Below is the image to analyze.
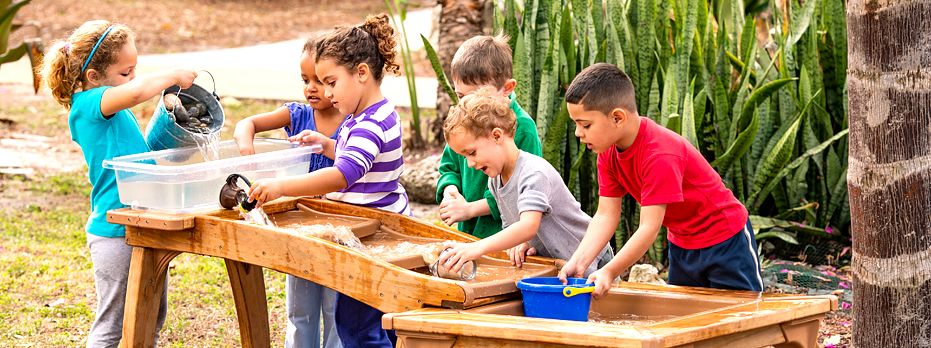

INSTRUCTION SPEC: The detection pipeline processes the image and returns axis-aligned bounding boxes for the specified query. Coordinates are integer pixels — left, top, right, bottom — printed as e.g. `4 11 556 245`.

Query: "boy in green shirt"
436 35 542 239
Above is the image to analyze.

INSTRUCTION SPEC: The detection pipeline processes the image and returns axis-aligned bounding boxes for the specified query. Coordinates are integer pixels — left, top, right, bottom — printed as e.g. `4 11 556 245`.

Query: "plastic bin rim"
102 139 321 175
517 277 592 292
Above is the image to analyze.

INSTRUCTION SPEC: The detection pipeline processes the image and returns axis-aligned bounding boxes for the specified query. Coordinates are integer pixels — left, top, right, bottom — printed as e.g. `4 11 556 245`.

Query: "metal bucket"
144 72 224 151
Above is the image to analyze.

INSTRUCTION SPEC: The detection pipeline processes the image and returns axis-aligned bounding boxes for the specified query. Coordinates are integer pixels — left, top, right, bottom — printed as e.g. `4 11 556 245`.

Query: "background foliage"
477 0 851 265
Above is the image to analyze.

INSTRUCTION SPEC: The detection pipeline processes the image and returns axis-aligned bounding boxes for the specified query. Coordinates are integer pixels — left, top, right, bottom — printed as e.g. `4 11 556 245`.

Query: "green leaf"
504 0 520 49
543 102 570 170
513 31 533 118
755 230 799 245
421 35 457 105
749 128 848 210
789 0 820 46
0 0 31 54
738 78 796 131
635 0 656 110
535 5 562 140
681 80 699 149
750 93 816 201
606 17 626 71
660 63 678 126
750 215 833 238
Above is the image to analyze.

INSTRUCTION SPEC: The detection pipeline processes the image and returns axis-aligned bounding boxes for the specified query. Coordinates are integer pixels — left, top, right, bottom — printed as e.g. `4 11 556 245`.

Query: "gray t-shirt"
489 151 613 276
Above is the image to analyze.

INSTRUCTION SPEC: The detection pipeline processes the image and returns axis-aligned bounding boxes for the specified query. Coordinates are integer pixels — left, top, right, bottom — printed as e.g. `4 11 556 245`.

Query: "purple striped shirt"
327 99 410 215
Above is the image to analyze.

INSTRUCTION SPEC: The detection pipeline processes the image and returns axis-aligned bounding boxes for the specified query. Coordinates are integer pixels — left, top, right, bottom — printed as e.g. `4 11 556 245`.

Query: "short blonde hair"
443 88 515 139
450 34 512 88
40 20 134 108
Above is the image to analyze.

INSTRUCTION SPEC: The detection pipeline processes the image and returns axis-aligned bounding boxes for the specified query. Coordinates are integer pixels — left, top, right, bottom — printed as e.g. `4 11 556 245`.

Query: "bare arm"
100 69 197 116
559 196 622 279
599 204 666 278
234 106 291 155
439 210 543 272
248 167 348 205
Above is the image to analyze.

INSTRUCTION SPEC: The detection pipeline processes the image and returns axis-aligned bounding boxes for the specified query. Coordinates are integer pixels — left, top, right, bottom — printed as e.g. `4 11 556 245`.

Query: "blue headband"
81 26 115 74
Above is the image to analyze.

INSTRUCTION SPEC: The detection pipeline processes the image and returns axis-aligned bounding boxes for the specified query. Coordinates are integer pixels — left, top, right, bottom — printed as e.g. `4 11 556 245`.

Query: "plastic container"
103 139 321 213
516 277 593 321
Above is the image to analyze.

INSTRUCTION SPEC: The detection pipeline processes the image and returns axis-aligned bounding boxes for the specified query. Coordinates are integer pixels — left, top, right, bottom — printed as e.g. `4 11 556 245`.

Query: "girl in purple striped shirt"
248 13 409 348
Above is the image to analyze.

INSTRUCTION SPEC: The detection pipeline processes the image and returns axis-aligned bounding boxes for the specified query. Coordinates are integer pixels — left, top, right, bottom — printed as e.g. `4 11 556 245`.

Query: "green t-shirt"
435 94 542 238
69 87 150 237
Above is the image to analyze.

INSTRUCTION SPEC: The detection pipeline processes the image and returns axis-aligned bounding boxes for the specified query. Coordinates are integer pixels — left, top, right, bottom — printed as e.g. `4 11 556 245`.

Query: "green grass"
0 172 287 346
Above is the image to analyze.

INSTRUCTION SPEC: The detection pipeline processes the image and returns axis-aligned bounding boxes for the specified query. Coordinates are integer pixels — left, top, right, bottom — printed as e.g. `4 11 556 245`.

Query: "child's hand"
238 144 256 156
288 130 328 146
442 185 460 197
586 268 617 299
507 242 536 268
437 241 484 273
248 178 284 207
439 190 470 226
174 69 198 89
557 258 588 284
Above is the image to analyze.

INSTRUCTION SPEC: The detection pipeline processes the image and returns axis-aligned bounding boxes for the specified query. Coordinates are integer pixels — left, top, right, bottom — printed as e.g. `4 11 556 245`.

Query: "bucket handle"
563 285 595 298
198 70 220 101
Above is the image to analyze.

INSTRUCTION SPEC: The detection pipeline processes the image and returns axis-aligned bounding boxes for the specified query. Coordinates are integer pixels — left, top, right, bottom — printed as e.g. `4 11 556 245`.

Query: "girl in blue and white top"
41 20 197 347
233 36 346 348
248 13 409 348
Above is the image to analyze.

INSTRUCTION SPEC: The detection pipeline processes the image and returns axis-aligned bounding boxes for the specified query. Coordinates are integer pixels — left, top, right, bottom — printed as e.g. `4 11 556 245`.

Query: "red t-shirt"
597 117 748 249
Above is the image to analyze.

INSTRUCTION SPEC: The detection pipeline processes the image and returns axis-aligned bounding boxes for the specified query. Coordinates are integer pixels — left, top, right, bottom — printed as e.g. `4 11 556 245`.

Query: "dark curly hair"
315 13 400 81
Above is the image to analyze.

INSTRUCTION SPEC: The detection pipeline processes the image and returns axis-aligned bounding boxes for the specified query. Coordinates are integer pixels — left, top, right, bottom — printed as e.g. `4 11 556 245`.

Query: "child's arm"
436 146 462 201
233 106 292 155
289 131 337 160
247 167 347 205
100 69 197 116
438 191 491 225
438 210 543 273
559 196 623 280
587 204 666 298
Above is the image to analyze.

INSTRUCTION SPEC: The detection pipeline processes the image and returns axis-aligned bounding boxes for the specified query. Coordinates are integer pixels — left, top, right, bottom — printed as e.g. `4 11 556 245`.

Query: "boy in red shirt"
558 63 763 296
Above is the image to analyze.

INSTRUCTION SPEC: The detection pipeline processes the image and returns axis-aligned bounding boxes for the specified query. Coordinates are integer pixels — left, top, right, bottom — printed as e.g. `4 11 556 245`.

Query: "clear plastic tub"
103 139 322 213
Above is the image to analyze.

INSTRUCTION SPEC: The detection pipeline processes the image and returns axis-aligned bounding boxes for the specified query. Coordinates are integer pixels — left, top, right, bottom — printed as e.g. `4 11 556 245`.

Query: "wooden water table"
107 197 558 348
109 197 836 348
384 282 837 347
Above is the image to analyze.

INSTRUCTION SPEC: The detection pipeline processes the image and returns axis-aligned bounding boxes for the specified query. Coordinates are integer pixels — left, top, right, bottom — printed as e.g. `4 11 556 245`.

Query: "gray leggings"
86 234 168 348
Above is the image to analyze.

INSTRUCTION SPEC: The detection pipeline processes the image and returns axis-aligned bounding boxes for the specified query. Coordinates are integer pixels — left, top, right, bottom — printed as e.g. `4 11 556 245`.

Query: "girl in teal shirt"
42 20 196 347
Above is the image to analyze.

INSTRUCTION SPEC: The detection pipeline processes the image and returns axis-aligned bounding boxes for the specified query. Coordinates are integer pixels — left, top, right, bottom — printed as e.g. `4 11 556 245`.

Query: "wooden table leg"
225 259 271 348
121 247 180 348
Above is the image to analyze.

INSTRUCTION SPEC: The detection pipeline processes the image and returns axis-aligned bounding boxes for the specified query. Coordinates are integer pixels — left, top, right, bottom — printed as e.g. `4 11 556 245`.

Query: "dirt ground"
12 0 433 54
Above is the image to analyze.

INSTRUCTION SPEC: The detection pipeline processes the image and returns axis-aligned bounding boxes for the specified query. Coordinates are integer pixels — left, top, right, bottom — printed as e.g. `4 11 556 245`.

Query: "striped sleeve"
333 119 386 186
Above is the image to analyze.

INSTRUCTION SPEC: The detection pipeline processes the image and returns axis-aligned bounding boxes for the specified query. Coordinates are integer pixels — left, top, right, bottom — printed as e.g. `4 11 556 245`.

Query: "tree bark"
434 0 487 145
847 1 931 346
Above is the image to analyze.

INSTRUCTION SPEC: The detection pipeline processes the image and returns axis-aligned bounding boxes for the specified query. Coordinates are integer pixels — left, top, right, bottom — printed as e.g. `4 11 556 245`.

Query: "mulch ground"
11 0 432 54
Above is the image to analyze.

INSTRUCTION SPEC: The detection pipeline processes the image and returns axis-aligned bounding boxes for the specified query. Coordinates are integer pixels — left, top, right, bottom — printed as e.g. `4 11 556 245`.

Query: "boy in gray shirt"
437 88 613 276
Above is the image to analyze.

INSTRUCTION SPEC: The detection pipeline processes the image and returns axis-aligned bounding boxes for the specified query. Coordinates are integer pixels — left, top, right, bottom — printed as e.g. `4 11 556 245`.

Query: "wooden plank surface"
385 286 836 347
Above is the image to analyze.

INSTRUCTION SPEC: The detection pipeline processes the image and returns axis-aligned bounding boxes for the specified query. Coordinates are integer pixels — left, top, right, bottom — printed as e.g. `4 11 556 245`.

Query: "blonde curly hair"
443 87 516 139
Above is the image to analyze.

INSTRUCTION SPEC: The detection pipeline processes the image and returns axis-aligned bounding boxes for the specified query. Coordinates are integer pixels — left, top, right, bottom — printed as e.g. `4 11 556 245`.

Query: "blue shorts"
667 220 763 291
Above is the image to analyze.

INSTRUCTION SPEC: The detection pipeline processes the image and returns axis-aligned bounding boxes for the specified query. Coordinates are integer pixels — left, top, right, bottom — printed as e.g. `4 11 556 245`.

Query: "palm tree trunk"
434 0 487 145
847 0 931 346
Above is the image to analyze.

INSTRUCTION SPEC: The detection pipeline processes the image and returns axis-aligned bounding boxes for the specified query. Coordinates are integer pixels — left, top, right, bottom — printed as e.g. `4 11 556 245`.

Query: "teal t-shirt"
69 86 150 237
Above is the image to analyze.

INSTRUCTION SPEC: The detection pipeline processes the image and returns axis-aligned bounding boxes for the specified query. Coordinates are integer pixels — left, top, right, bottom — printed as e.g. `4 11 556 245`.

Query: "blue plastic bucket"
517 277 593 321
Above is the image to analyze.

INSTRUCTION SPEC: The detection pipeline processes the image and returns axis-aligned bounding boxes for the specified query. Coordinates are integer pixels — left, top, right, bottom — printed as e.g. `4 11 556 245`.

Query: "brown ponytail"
40 20 134 108
315 13 399 81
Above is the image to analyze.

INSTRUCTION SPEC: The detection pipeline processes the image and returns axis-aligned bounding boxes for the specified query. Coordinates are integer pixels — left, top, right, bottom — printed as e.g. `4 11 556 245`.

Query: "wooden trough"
107 197 557 348
384 282 837 348
109 197 835 348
